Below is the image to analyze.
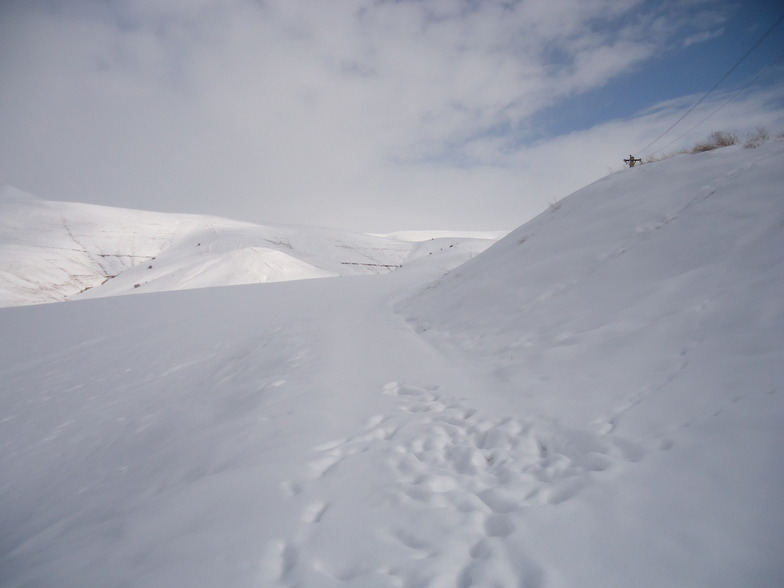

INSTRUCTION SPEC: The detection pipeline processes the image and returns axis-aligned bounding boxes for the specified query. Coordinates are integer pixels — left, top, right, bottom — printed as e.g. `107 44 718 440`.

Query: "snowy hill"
1 141 783 588
403 140 784 583
0 186 504 308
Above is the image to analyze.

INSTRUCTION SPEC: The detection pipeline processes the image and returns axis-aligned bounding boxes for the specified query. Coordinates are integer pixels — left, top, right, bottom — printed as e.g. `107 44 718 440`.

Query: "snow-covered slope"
0 187 503 308
1 141 783 588
403 140 784 584
0 186 183 307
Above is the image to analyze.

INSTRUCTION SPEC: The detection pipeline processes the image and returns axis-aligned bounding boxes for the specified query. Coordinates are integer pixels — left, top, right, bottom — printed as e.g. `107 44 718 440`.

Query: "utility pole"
624 154 642 167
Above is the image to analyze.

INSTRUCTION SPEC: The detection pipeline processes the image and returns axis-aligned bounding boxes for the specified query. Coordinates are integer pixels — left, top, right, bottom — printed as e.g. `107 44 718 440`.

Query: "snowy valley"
1 140 783 588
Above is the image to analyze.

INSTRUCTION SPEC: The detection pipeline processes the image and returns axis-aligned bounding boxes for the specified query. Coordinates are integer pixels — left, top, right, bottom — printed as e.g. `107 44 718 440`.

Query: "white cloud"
0 0 779 231
683 27 725 47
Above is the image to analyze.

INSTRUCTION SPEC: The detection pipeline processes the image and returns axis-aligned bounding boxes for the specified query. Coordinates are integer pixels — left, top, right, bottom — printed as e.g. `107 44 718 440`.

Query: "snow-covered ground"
0 186 504 308
1 140 783 587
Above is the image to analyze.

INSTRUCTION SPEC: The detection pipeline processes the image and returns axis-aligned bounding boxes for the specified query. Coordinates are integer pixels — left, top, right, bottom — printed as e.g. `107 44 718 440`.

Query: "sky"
1 0 783 232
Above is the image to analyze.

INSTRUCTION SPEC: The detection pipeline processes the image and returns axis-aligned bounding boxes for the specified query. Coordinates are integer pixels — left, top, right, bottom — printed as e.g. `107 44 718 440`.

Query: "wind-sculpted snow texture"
1 141 783 588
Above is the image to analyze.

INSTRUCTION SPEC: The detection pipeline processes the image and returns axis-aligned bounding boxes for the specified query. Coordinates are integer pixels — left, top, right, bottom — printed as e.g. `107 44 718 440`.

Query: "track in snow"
259 381 651 588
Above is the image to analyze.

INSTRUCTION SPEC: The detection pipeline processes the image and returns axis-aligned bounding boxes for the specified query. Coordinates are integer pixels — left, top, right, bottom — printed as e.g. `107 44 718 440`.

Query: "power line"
651 49 784 156
637 9 784 155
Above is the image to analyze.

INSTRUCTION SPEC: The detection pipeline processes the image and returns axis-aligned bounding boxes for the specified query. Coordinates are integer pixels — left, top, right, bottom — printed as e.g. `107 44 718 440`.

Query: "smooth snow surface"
2 141 784 587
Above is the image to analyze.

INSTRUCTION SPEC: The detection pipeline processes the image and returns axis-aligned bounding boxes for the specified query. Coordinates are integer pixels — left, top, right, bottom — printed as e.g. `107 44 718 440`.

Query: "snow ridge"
0 187 501 307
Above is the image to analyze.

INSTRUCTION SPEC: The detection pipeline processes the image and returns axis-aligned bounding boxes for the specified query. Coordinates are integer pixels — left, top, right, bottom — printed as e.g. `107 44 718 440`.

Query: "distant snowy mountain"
1 140 782 588
0 186 504 308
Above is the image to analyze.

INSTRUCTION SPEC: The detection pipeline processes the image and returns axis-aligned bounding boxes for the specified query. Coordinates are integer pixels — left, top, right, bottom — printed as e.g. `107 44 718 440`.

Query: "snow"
1 140 784 587
0 187 501 307
370 230 510 242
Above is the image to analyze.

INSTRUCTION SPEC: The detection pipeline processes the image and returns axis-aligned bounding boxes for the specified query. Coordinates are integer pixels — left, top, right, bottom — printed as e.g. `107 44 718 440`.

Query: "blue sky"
505 1 784 148
1 0 783 231
535 13 784 141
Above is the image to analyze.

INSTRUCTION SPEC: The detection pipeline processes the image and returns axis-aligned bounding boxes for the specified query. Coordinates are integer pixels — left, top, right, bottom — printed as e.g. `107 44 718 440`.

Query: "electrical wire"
650 49 784 156
637 10 784 155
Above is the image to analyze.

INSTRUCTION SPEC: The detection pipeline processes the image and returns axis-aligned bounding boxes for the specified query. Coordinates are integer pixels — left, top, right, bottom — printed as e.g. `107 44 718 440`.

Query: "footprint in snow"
267 380 642 586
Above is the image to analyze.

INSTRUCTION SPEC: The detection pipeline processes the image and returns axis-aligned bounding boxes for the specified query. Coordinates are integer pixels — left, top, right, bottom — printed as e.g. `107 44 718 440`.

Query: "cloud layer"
1 0 783 230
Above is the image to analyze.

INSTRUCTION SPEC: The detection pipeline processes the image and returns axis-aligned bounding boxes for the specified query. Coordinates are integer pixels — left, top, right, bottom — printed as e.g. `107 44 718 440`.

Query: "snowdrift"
1 141 783 588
